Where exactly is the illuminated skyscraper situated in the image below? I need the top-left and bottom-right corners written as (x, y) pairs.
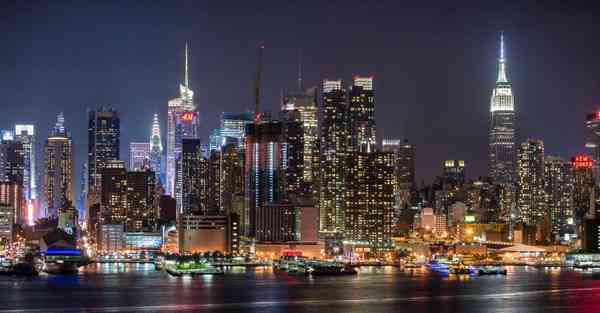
top-left (319, 79), bottom-right (348, 235)
top-left (244, 121), bottom-right (286, 237)
top-left (585, 112), bottom-right (600, 182)
top-left (345, 151), bottom-right (395, 248)
top-left (210, 112), bottom-right (254, 152)
top-left (166, 44), bottom-right (198, 213)
top-left (87, 107), bottom-right (120, 193)
top-left (516, 139), bottom-right (546, 225)
top-left (443, 160), bottom-right (466, 185)
top-left (149, 113), bottom-right (163, 183)
top-left (572, 155), bottom-right (595, 221)
top-left (14, 125), bottom-right (36, 206)
top-left (282, 69), bottom-right (318, 185)
top-left (489, 32), bottom-right (516, 184)
top-left (348, 76), bottom-right (376, 152)
top-left (180, 139), bottom-right (205, 215)
top-left (129, 142), bottom-right (150, 171)
top-left (43, 113), bottom-right (74, 218)
top-left (0, 137), bottom-right (25, 224)
top-left (543, 156), bottom-right (573, 241)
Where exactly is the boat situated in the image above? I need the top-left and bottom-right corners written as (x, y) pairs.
top-left (449, 263), bottom-right (475, 275)
top-left (0, 258), bottom-right (40, 276)
top-left (477, 266), bottom-right (507, 275)
top-left (305, 262), bottom-right (357, 276)
top-left (164, 261), bottom-right (224, 276)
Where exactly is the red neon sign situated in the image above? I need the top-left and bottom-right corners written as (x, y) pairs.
top-left (181, 112), bottom-right (195, 122)
top-left (572, 155), bottom-right (593, 169)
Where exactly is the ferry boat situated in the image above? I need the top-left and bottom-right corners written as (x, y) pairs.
top-left (448, 263), bottom-right (475, 275)
top-left (477, 266), bottom-right (507, 275)
top-left (164, 261), bottom-right (224, 276)
top-left (305, 262), bottom-right (357, 276)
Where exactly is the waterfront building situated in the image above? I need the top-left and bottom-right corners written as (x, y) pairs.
top-left (572, 155), bottom-right (595, 226)
top-left (344, 151), bottom-right (394, 249)
top-left (14, 124), bottom-right (36, 210)
top-left (543, 156), bottom-right (573, 241)
top-left (166, 44), bottom-right (199, 205)
top-left (178, 214), bottom-right (239, 254)
top-left (43, 113), bottom-right (74, 218)
top-left (98, 224), bottom-right (124, 253)
top-left (0, 139), bottom-right (24, 224)
top-left (100, 161), bottom-right (157, 232)
top-left (319, 79), bottom-right (348, 236)
top-left (244, 120), bottom-right (286, 237)
top-left (348, 76), bottom-right (376, 152)
top-left (149, 113), bottom-right (164, 183)
top-left (517, 139), bottom-right (546, 226)
top-left (489, 32), bottom-right (516, 184)
top-left (129, 142), bottom-right (150, 171)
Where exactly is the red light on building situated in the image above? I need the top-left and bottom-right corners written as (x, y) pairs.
top-left (181, 112), bottom-right (195, 122)
top-left (597, 111), bottom-right (600, 120)
top-left (571, 155), bottom-right (593, 169)
top-left (282, 250), bottom-right (302, 257)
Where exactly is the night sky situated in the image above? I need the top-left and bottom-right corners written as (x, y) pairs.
top-left (2, 0), bottom-right (600, 202)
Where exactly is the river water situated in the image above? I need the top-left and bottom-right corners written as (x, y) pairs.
top-left (0, 264), bottom-right (599, 312)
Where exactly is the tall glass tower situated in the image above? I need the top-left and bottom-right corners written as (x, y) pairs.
top-left (489, 32), bottom-right (516, 184)
top-left (166, 44), bottom-right (198, 213)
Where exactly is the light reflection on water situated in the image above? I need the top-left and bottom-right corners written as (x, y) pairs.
top-left (2, 265), bottom-right (600, 313)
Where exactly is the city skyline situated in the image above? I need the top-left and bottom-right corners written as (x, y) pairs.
top-left (3, 1), bottom-right (600, 201)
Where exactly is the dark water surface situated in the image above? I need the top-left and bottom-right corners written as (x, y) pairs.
top-left (1, 264), bottom-right (600, 312)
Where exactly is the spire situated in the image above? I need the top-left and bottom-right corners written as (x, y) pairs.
top-left (184, 42), bottom-right (189, 88)
top-left (151, 113), bottom-right (162, 152)
top-left (254, 45), bottom-right (264, 122)
top-left (297, 49), bottom-right (303, 91)
top-left (53, 112), bottom-right (65, 134)
top-left (497, 31), bottom-right (508, 83)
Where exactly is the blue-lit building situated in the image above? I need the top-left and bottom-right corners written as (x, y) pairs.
top-left (209, 112), bottom-right (254, 152)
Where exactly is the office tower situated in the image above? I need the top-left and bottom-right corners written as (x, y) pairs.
top-left (0, 138), bottom-right (24, 224)
top-left (244, 121), bottom-right (285, 237)
top-left (149, 113), bottom-right (163, 183)
top-left (543, 156), bottom-right (573, 242)
top-left (443, 160), bottom-right (466, 185)
top-left (516, 139), bottom-right (546, 225)
top-left (100, 161), bottom-right (156, 232)
top-left (348, 76), bottom-right (376, 152)
top-left (319, 79), bottom-right (348, 236)
top-left (282, 85), bottom-right (318, 185)
top-left (14, 125), bottom-right (36, 206)
top-left (129, 142), bottom-right (150, 171)
top-left (489, 32), bottom-right (516, 184)
top-left (572, 155), bottom-right (594, 221)
top-left (210, 112), bottom-right (254, 152)
top-left (585, 111), bottom-right (600, 182)
top-left (166, 44), bottom-right (198, 201)
top-left (383, 139), bottom-right (417, 214)
top-left (43, 113), bottom-right (74, 217)
top-left (180, 139), bottom-right (205, 215)
top-left (219, 143), bottom-right (244, 215)
top-left (87, 107), bottom-right (120, 195)
top-left (345, 151), bottom-right (395, 248)
top-left (0, 182), bottom-right (22, 227)
top-left (282, 120), bottom-right (305, 195)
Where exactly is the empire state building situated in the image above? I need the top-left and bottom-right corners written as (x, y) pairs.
top-left (489, 32), bottom-right (516, 184)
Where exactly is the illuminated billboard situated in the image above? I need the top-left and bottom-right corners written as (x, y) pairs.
top-left (571, 155), bottom-right (593, 170)
top-left (181, 112), bottom-right (196, 122)
top-left (124, 233), bottom-right (162, 250)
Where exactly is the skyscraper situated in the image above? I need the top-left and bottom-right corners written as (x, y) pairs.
top-left (180, 139), bottom-right (205, 215)
top-left (572, 155), bottom-right (594, 222)
top-left (345, 151), bottom-right (395, 248)
top-left (244, 120), bottom-right (285, 237)
top-left (543, 156), bottom-right (573, 241)
top-left (585, 112), bottom-right (600, 182)
top-left (516, 139), bottom-right (546, 226)
top-left (209, 112), bottom-right (254, 152)
top-left (282, 83), bottom-right (318, 186)
top-left (443, 160), bottom-right (466, 185)
top-left (87, 107), bottom-right (120, 194)
top-left (129, 142), bottom-right (150, 171)
top-left (149, 113), bottom-right (163, 183)
top-left (43, 113), bottom-right (74, 218)
top-left (319, 79), bottom-right (348, 235)
top-left (489, 32), bottom-right (516, 184)
top-left (14, 125), bottom-right (36, 205)
top-left (166, 44), bottom-right (199, 211)
top-left (348, 76), bottom-right (376, 152)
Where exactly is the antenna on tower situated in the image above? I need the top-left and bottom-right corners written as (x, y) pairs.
top-left (297, 49), bottom-right (303, 91)
top-left (184, 42), bottom-right (189, 87)
top-left (499, 30), bottom-right (505, 62)
top-left (254, 45), bottom-right (264, 122)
